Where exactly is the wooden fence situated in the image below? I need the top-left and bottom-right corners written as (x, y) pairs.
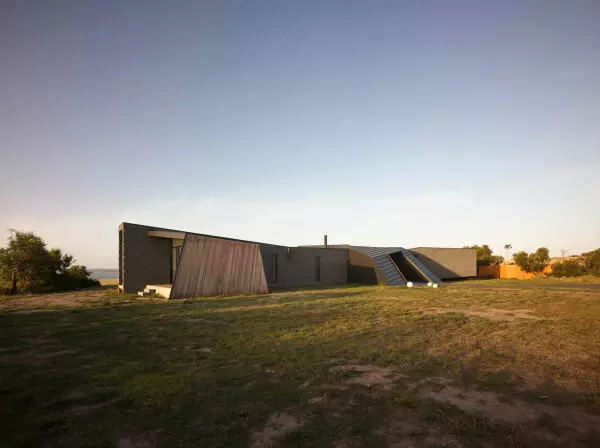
top-left (478, 264), bottom-right (552, 280)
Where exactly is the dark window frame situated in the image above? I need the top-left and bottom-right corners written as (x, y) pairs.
top-left (315, 255), bottom-right (321, 281)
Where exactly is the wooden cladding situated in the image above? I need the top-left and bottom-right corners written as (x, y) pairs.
top-left (170, 234), bottom-right (268, 298)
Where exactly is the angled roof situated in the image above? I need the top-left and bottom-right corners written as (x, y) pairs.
top-left (349, 246), bottom-right (406, 258)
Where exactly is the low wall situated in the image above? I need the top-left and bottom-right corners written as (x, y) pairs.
top-left (478, 264), bottom-right (552, 280)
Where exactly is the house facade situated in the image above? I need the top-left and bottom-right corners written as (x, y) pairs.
top-left (118, 222), bottom-right (476, 298)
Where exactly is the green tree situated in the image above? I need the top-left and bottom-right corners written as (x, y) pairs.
top-left (551, 259), bottom-right (586, 277)
top-left (463, 245), bottom-right (504, 266)
top-left (513, 247), bottom-right (550, 273)
top-left (48, 248), bottom-right (74, 284)
top-left (0, 230), bottom-right (52, 293)
top-left (582, 249), bottom-right (600, 277)
top-left (0, 229), bottom-right (98, 294)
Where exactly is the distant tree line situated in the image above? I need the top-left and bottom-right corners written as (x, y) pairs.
top-left (463, 245), bottom-right (504, 266)
top-left (0, 230), bottom-right (99, 294)
top-left (466, 243), bottom-right (600, 278)
top-left (550, 250), bottom-right (600, 278)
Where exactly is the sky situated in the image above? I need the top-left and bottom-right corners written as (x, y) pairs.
top-left (1, 1), bottom-right (599, 268)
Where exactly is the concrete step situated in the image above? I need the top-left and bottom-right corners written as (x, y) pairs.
top-left (138, 291), bottom-right (152, 297)
top-left (144, 288), bottom-right (156, 294)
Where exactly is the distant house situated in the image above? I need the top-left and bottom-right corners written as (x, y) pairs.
top-left (118, 222), bottom-right (477, 298)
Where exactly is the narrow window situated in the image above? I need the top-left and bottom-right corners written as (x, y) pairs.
top-left (315, 256), bottom-right (321, 281)
top-left (271, 253), bottom-right (278, 282)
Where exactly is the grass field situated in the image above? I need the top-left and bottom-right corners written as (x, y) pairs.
top-left (1, 280), bottom-right (600, 447)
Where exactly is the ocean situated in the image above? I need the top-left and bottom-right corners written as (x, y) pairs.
top-left (90, 269), bottom-right (119, 280)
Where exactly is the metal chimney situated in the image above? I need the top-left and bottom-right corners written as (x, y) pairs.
top-left (324, 234), bottom-right (328, 248)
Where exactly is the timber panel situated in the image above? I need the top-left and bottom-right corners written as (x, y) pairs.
top-left (170, 234), bottom-right (268, 298)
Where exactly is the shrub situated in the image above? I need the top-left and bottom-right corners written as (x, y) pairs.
top-left (52, 266), bottom-right (100, 291)
top-left (551, 260), bottom-right (586, 278)
top-left (582, 249), bottom-right (600, 277)
top-left (0, 230), bottom-right (99, 293)
top-left (463, 244), bottom-right (504, 266)
top-left (513, 248), bottom-right (550, 274)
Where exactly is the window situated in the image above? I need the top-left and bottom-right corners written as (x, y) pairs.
top-left (171, 244), bottom-right (184, 283)
top-left (271, 253), bottom-right (278, 282)
top-left (315, 256), bottom-right (321, 281)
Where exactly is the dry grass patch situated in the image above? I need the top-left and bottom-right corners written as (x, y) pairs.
top-left (251, 412), bottom-right (302, 447)
top-left (423, 307), bottom-right (548, 321)
top-left (2, 280), bottom-right (600, 446)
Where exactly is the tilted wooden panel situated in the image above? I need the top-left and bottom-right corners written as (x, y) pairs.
top-left (170, 234), bottom-right (268, 299)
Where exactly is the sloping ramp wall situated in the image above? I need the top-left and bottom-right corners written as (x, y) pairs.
top-left (372, 255), bottom-right (406, 286)
top-left (170, 234), bottom-right (268, 299)
top-left (397, 249), bottom-right (442, 284)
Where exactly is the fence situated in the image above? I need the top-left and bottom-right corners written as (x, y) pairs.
top-left (478, 264), bottom-right (552, 280)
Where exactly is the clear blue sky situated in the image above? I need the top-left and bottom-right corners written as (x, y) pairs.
top-left (1, 1), bottom-right (599, 268)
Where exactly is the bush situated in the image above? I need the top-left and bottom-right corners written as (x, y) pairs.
top-left (582, 249), bottom-right (600, 277)
top-left (52, 266), bottom-right (100, 291)
top-left (0, 230), bottom-right (100, 293)
top-left (513, 248), bottom-right (550, 274)
top-left (551, 260), bottom-right (586, 278)
top-left (463, 244), bottom-right (504, 266)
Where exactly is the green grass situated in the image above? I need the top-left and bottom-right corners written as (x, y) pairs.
top-left (1, 281), bottom-right (600, 446)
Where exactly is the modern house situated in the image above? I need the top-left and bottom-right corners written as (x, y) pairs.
top-left (118, 222), bottom-right (476, 298)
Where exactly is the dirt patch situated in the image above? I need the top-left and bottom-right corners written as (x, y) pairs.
top-left (117, 435), bottom-right (155, 448)
top-left (0, 289), bottom-right (110, 311)
top-left (422, 386), bottom-right (540, 423)
top-left (25, 335), bottom-right (56, 345)
top-left (2, 349), bottom-right (77, 365)
top-left (409, 376), bottom-right (454, 389)
top-left (70, 400), bottom-right (114, 415)
top-left (332, 364), bottom-right (403, 388)
top-left (421, 385), bottom-right (600, 443)
top-left (425, 307), bottom-right (548, 322)
top-left (377, 412), bottom-right (463, 448)
top-left (251, 412), bottom-right (302, 447)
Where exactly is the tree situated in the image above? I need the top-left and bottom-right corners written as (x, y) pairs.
top-left (551, 259), bottom-right (586, 277)
top-left (48, 248), bottom-right (74, 283)
top-left (582, 249), bottom-right (600, 277)
top-left (0, 229), bottom-right (98, 293)
top-left (513, 247), bottom-right (550, 274)
top-left (0, 230), bottom-right (52, 293)
top-left (463, 245), bottom-right (504, 266)
top-left (504, 244), bottom-right (512, 262)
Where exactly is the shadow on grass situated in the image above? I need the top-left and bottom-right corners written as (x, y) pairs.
top-left (0, 295), bottom-right (595, 448)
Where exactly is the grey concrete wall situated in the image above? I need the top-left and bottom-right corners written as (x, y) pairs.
top-left (409, 247), bottom-right (477, 279)
top-left (120, 223), bottom-right (172, 293)
top-left (347, 249), bottom-right (385, 284)
top-left (260, 245), bottom-right (348, 289)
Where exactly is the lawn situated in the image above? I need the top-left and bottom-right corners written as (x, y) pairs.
top-left (1, 281), bottom-right (600, 447)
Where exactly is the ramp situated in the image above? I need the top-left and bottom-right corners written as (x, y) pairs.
top-left (372, 254), bottom-right (406, 286)
top-left (349, 245), bottom-right (441, 287)
top-left (390, 249), bottom-right (442, 285)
